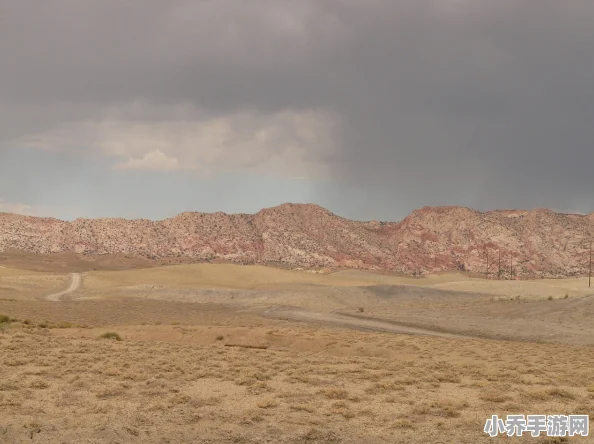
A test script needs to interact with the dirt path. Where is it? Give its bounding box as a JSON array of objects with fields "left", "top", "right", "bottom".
[
  {"left": 256, "top": 305, "right": 468, "bottom": 339},
  {"left": 46, "top": 273, "right": 81, "bottom": 301}
]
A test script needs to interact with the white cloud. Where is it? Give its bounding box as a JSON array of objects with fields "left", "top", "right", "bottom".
[
  {"left": 13, "top": 108, "right": 339, "bottom": 177},
  {"left": 113, "top": 150, "right": 188, "bottom": 172}
]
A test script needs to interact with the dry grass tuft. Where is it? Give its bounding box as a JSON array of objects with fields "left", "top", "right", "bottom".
[
  {"left": 99, "top": 332, "right": 122, "bottom": 341},
  {"left": 292, "top": 428, "right": 340, "bottom": 443}
]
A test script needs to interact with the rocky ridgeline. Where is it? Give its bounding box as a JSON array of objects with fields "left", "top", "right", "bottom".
[{"left": 1, "top": 203, "right": 594, "bottom": 277}]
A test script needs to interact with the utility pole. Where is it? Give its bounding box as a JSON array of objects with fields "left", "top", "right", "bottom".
[
  {"left": 498, "top": 250, "right": 502, "bottom": 280},
  {"left": 510, "top": 255, "right": 514, "bottom": 280},
  {"left": 485, "top": 248, "right": 489, "bottom": 280}
]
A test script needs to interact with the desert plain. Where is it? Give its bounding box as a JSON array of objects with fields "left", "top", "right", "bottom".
[{"left": 1, "top": 255, "right": 594, "bottom": 443}]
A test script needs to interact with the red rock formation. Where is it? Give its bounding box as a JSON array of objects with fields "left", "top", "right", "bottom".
[{"left": 1, "top": 203, "right": 593, "bottom": 277}]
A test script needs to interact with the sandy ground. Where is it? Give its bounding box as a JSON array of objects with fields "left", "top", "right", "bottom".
[
  {"left": 0, "top": 266, "right": 68, "bottom": 301},
  {"left": 58, "top": 264, "right": 594, "bottom": 346},
  {"left": 1, "top": 261, "right": 594, "bottom": 443}
]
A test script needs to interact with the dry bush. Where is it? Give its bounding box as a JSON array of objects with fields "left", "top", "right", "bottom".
[
  {"left": 411, "top": 399, "right": 466, "bottom": 418},
  {"left": 291, "top": 428, "right": 340, "bottom": 444},
  {"left": 393, "top": 418, "right": 415, "bottom": 429},
  {"left": 290, "top": 403, "right": 316, "bottom": 413},
  {"left": 256, "top": 398, "right": 278, "bottom": 409},
  {"left": 479, "top": 390, "right": 511, "bottom": 403},
  {"left": 522, "top": 387, "right": 577, "bottom": 402},
  {"left": 99, "top": 332, "right": 122, "bottom": 341},
  {"left": 330, "top": 401, "right": 355, "bottom": 419},
  {"left": 29, "top": 379, "right": 49, "bottom": 389}
]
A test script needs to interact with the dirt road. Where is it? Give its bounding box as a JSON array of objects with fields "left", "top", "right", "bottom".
[
  {"left": 46, "top": 273, "right": 81, "bottom": 301},
  {"left": 256, "top": 305, "right": 468, "bottom": 339}
]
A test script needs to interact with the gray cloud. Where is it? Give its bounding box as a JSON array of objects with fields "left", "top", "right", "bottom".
[{"left": 2, "top": 0, "right": 594, "bottom": 220}]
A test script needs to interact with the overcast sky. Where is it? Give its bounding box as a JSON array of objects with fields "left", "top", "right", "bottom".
[{"left": 2, "top": 1, "right": 594, "bottom": 221}]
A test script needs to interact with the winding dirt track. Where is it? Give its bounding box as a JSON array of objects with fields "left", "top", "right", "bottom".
[{"left": 46, "top": 273, "right": 81, "bottom": 301}]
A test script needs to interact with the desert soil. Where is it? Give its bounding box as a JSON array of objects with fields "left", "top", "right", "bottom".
[{"left": 1, "top": 258, "right": 594, "bottom": 443}]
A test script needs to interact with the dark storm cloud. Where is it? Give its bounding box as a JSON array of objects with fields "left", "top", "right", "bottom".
[{"left": 2, "top": 0, "right": 594, "bottom": 219}]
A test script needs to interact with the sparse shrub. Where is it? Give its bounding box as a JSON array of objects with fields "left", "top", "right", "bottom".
[
  {"left": 479, "top": 391, "right": 510, "bottom": 403},
  {"left": 29, "top": 379, "right": 49, "bottom": 389},
  {"left": 290, "top": 403, "right": 315, "bottom": 413},
  {"left": 256, "top": 398, "right": 278, "bottom": 409},
  {"left": 38, "top": 322, "right": 48, "bottom": 329},
  {"left": 358, "top": 307, "right": 364, "bottom": 313},
  {"left": 23, "top": 422, "right": 42, "bottom": 440},
  {"left": 240, "top": 409, "right": 264, "bottom": 424},
  {"left": 522, "top": 388, "right": 576, "bottom": 402},
  {"left": 547, "top": 388, "right": 576, "bottom": 400},
  {"left": 436, "top": 372, "right": 461, "bottom": 383},
  {"left": 548, "top": 296, "right": 554, "bottom": 301},
  {"left": 412, "top": 400, "right": 463, "bottom": 418},
  {"left": 216, "top": 335, "right": 224, "bottom": 341},
  {"left": 188, "top": 396, "right": 221, "bottom": 408},
  {"left": 100, "top": 332, "right": 122, "bottom": 341},
  {"left": 0, "top": 314, "right": 10, "bottom": 324},
  {"left": 170, "top": 393, "right": 190, "bottom": 405},
  {"left": 294, "top": 428, "right": 340, "bottom": 444},
  {"left": 564, "top": 293, "right": 569, "bottom": 299},
  {"left": 95, "top": 386, "right": 125, "bottom": 398},
  {"left": 393, "top": 418, "right": 414, "bottom": 429}
]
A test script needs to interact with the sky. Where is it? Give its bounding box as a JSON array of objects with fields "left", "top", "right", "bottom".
[{"left": 2, "top": 1, "right": 594, "bottom": 221}]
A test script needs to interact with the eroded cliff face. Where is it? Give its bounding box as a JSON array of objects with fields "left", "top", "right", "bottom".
[{"left": 1, "top": 203, "right": 593, "bottom": 277}]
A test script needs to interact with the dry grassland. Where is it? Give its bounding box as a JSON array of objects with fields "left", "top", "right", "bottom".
[
  {"left": 1, "top": 319, "right": 594, "bottom": 443},
  {"left": 0, "top": 267, "right": 68, "bottom": 301},
  {"left": 81, "top": 264, "right": 397, "bottom": 292},
  {"left": 1, "top": 262, "right": 594, "bottom": 442}
]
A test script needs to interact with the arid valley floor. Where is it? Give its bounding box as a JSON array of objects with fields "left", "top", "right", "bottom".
[{"left": 1, "top": 256, "right": 594, "bottom": 443}]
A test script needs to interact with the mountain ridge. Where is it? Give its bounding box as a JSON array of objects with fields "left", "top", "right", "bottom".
[{"left": 1, "top": 203, "right": 593, "bottom": 277}]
